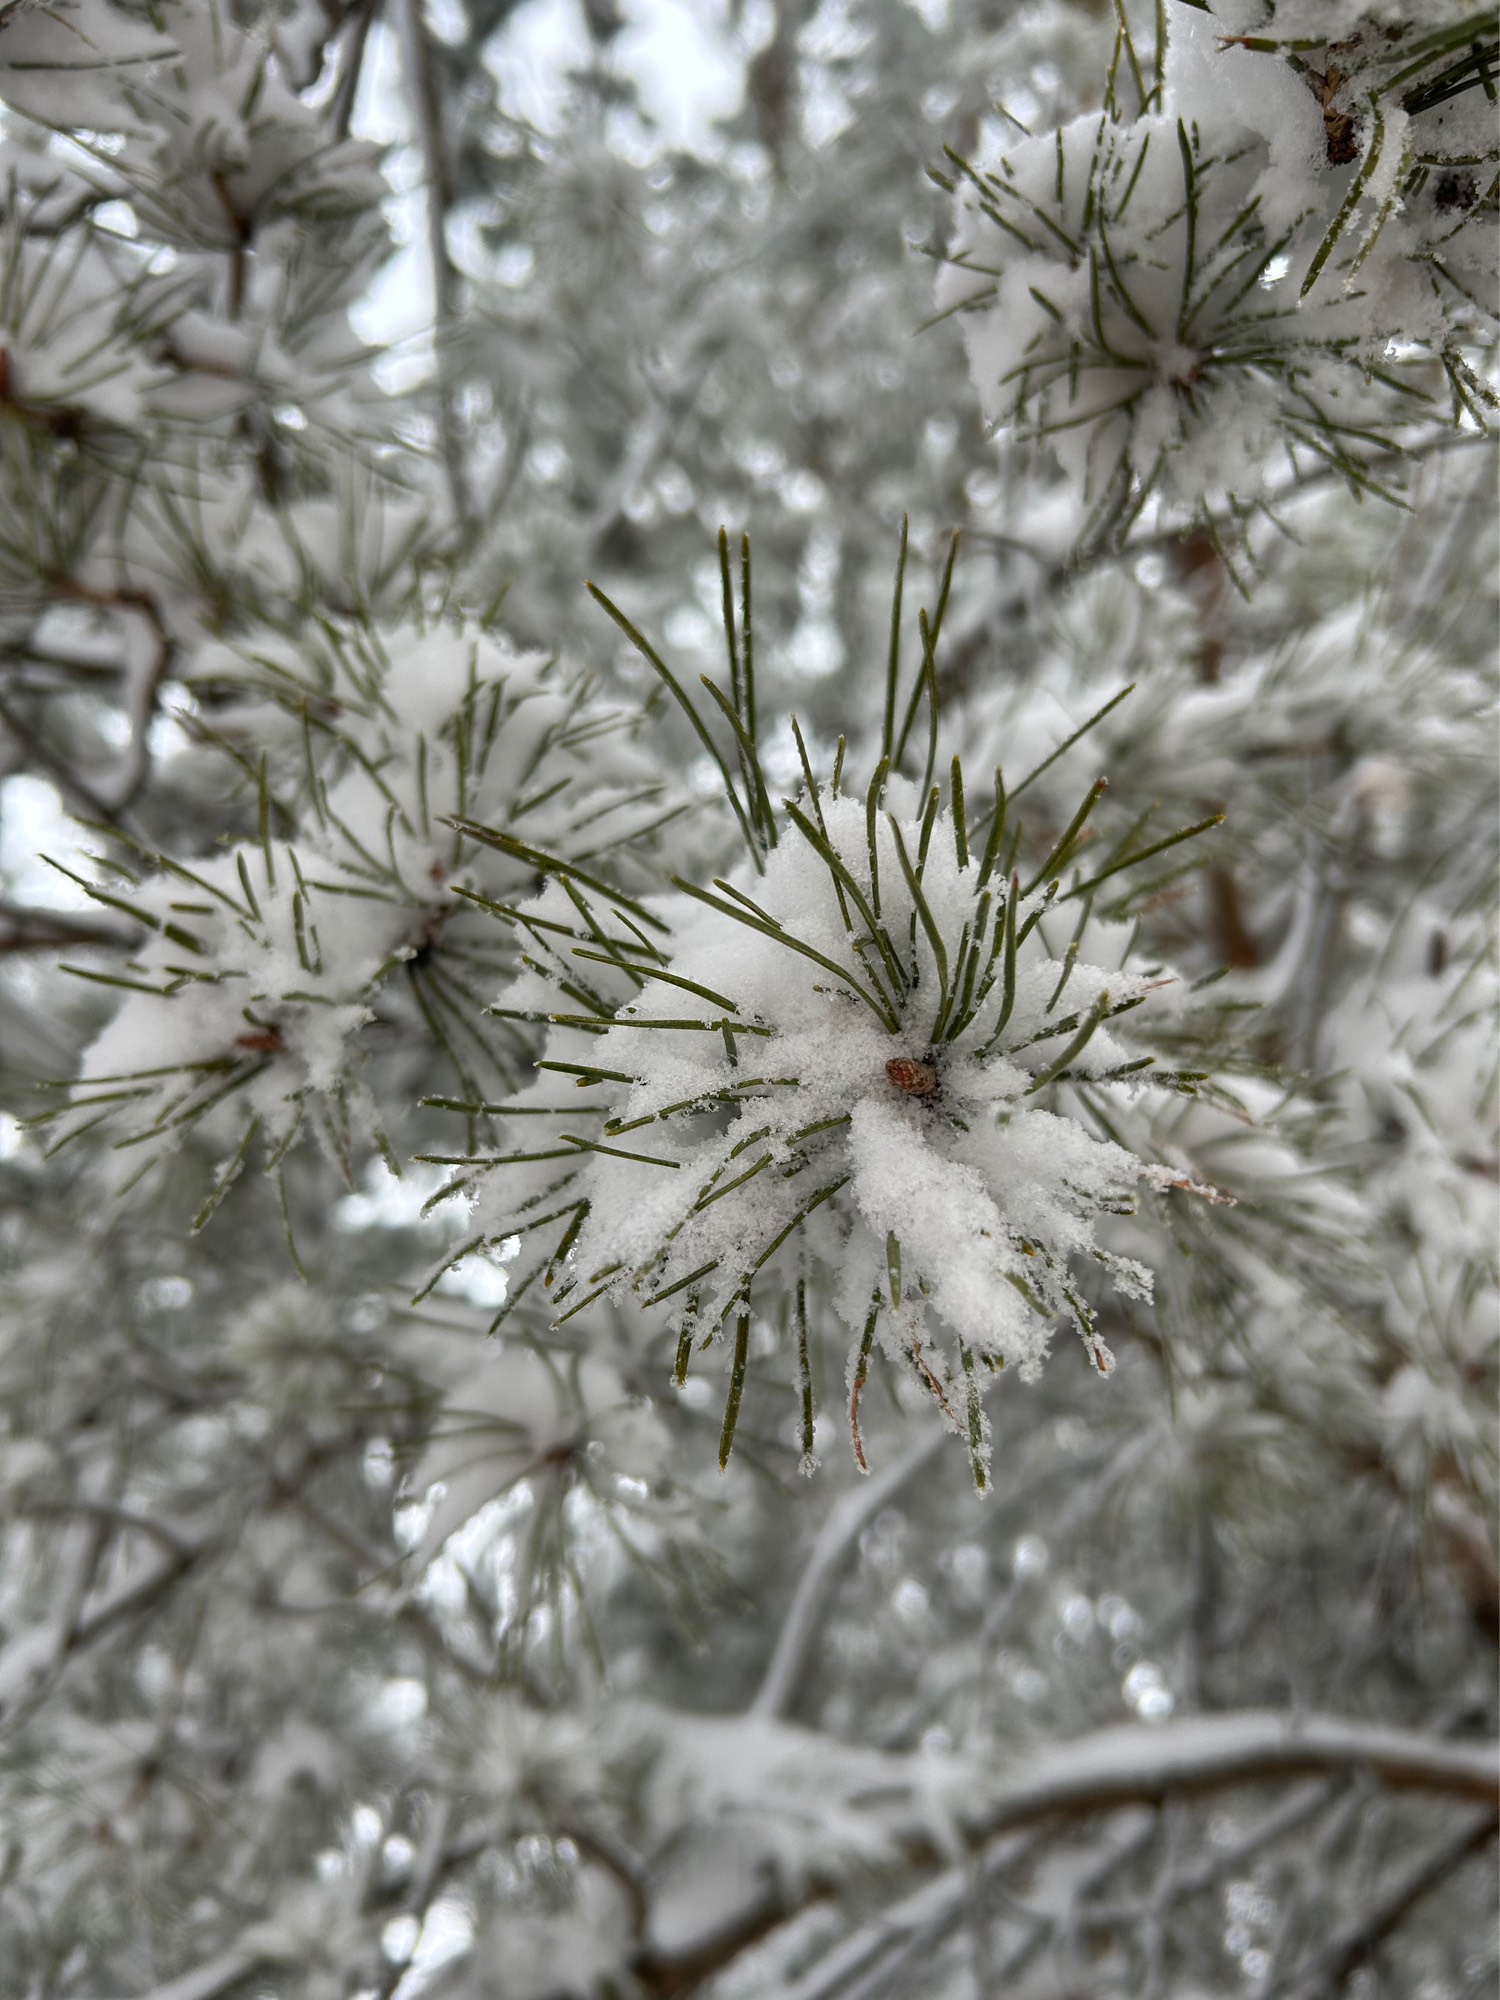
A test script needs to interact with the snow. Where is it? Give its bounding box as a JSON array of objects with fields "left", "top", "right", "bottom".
[
  {"left": 0, "top": 2, "right": 176, "bottom": 130},
  {"left": 1164, "top": 6, "right": 1324, "bottom": 235},
  {"left": 640, "top": 1701, "right": 972, "bottom": 1952}
]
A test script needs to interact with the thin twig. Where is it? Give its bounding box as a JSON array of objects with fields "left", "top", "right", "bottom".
[
  {"left": 1273, "top": 1806, "right": 1499, "bottom": 1999},
  {"left": 331, "top": 0, "right": 384, "bottom": 139},
  {"left": 0, "top": 899, "right": 136, "bottom": 952},
  {"left": 396, "top": 0, "right": 475, "bottom": 536},
  {"left": 748, "top": 1428, "right": 946, "bottom": 1719}
]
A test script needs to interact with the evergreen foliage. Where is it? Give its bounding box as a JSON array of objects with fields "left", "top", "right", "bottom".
[{"left": 0, "top": 2, "right": 1494, "bottom": 1996}]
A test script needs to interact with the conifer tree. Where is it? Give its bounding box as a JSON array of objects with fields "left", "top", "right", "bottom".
[{"left": 0, "top": 3, "right": 1494, "bottom": 1996}]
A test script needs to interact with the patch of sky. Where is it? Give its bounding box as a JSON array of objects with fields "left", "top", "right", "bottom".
[{"left": 347, "top": 24, "right": 434, "bottom": 389}]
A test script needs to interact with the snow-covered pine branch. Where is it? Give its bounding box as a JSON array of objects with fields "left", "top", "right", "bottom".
[
  {"left": 40, "top": 621, "right": 676, "bottom": 1215},
  {"left": 447, "top": 545, "right": 1232, "bottom": 1485},
  {"left": 937, "top": 1, "right": 1496, "bottom": 553}
]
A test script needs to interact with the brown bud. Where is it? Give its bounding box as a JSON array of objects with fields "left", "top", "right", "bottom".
[
  {"left": 886, "top": 1055, "right": 939, "bottom": 1099},
  {"left": 234, "top": 1029, "right": 284, "bottom": 1053}
]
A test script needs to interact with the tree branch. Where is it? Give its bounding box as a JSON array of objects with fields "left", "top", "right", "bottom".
[
  {"left": 648, "top": 1713, "right": 1499, "bottom": 1997},
  {"left": 971, "top": 1713, "right": 1499, "bottom": 1836},
  {"left": 774, "top": 1832, "right": 1035, "bottom": 2000},
  {"left": 396, "top": 0, "right": 474, "bottom": 537},
  {"left": 747, "top": 1427, "right": 945, "bottom": 1719},
  {"left": 1273, "top": 1806, "right": 1499, "bottom": 1999}
]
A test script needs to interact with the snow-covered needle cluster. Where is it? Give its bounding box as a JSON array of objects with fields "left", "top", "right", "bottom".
[
  {"left": 42, "top": 623, "right": 671, "bottom": 1216},
  {"left": 937, "top": 1, "right": 1497, "bottom": 544},
  {"left": 444, "top": 540, "right": 1225, "bottom": 1483}
]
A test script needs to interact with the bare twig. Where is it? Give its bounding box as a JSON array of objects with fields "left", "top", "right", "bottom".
[
  {"left": 331, "top": 0, "right": 384, "bottom": 140},
  {"left": 1272, "top": 1806, "right": 1499, "bottom": 1999},
  {"left": 748, "top": 1428, "right": 946, "bottom": 1719},
  {"left": 395, "top": 0, "right": 474, "bottom": 536},
  {"left": 0, "top": 898, "right": 135, "bottom": 952}
]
